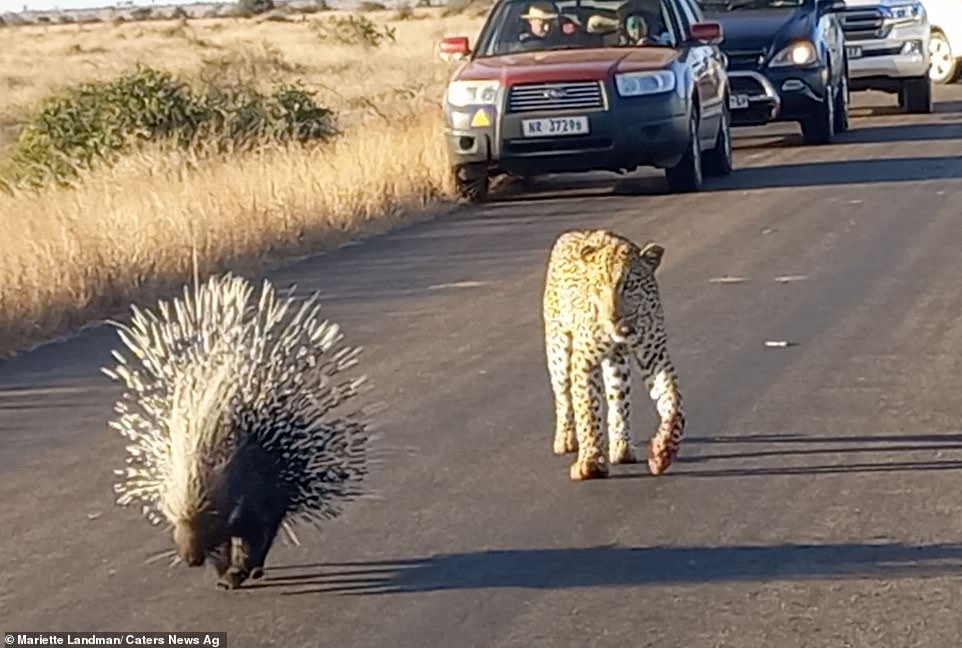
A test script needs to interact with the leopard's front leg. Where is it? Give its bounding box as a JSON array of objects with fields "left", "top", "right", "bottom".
[
  {"left": 568, "top": 338, "right": 609, "bottom": 480},
  {"left": 546, "top": 324, "right": 577, "bottom": 455},
  {"left": 635, "top": 346, "right": 685, "bottom": 476},
  {"left": 602, "top": 348, "right": 637, "bottom": 465}
]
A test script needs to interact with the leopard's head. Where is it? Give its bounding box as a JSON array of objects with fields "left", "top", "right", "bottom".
[{"left": 580, "top": 233, "right": 664, "bottom": 344}]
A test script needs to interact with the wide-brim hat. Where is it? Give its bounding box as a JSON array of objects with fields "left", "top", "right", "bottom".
[{"left": 521, "top": 3, "right": 559, "bottom": 19}]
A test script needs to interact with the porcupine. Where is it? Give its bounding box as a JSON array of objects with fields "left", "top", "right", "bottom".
[{"left": 102, "top": 272, "right": 380, "bottom": 590}]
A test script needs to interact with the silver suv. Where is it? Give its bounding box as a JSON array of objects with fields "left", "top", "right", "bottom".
[{"left": 840, "top": 0, "right": 932, "bottom": 113}]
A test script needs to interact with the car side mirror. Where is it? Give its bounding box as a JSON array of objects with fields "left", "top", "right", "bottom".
[
  {"left": 439, "top": 36, "right": 471, "bottom": 61},
  {"left": 690, "top": 21, "right": 724, "bottom": 45}
]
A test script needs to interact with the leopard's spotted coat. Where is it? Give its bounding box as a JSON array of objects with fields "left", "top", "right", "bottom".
[{"left": 542, "top": 228, "right": 686, "bottom": 480}]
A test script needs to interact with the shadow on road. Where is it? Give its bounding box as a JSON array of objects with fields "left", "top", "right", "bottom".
[
  {"left": 852, "top": 98, "right": 962, "bottom": 117},
  {"left": 250, "top": 541, "right": 962, "bottom": 595},
  {"left": 714, "top": 154, "right": 962, "bottom": 190},
  {"left": 616, "top": 431, "right": 962, "bottom": 478},
  {"left": 837, "top": 121, "right": 962, "bottom": 144}
]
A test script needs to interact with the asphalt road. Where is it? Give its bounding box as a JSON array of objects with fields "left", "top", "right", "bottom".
[{"left": 3, "top": 85, "right": 962, "bottom": 647}]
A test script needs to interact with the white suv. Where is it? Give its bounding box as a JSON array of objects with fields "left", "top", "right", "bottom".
[
  {"left": 923, "top": 0, "right": 962, "bottom": 84},
  {"left": 840, "top": 0, "right": 933, "bottom": 113}
]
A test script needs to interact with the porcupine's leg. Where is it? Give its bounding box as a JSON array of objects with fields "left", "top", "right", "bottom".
[
  {"left": 216, "top": 538, "right": 252, "bottom": 590},
  {"left": 209, "top": 541, "right": 231, "bottom": 577},
  {"left": 244, "top": 511, "right": 286, "bottom": 580}
]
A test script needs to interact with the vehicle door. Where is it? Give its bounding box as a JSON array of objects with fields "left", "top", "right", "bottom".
[
  {"left": 816, "top": 0, "right": 844, "bottom": 83},
  {"left": 673, "top": 0, "right": 725, "bottom": 137}
]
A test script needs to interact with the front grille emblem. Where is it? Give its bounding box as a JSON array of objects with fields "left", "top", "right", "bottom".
[{"left": 544, "top": 88, "right": 567, "bottom": 99}]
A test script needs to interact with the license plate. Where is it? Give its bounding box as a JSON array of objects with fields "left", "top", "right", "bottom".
[
  {"left": 729, "top": 94, "right": 750, "bottom": 110},
  {"left": 521, "top": 116, "right": 589, "bottom": 137},
  {"left": 846, "top": 45, "right": 863, "bottom": 59}
]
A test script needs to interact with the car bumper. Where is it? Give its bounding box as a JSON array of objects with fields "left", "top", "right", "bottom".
[
  {"left": 847, "top": 25, "right": 931, "bottom": 86},
  {"left": 726, "top": 65, "right": 829, "bottom": 126},
  {"left": 443, "top": 90, "right": 690, "bottom": 175}
]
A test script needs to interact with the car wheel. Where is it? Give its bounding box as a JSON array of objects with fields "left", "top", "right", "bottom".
[
  {"left": 833, "top": 72, "right": 849, "bottom": 134},
  {"left": 929, "top": 30, "right": 962, "bottom": 85},
  {"left": 665, "top": 109, "right": 703, "bottom": 193},
  {"left": 801, "top": 80, "right": 835, "bottom": 145},
  {"left": 454, "top": 163, "right": 490, "bottom": 203},
  {"left": 900, "top": 76, "right": 933, "bottom": 114},
  {"left": 702, "top": 102, "right": 733, "bottom": 177}
]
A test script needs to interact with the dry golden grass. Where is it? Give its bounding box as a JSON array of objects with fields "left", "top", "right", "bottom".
[{"left": 0, "top": 7, "right": 487, "bottom": 357}]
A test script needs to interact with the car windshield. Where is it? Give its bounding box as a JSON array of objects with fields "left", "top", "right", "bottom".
[
  {"left": 474, "top": 0, "right": 683, "bottom": 57},
  {"left": 695, "top": 0, "right": 805, "bottom": 12}
]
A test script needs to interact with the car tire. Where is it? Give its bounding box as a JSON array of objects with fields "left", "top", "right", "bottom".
[
  {"left": 665, "top": 109, "right": 703, "bottom": 193},
  {"left": 801, "top": 80, "right": 835, "bottom": 145},
  {"left": 833, "top": 72, "right": 849, "bottom": 134},
  {"left": 900, "top": 76, "right": 933, "bottom": 114},
  {"left": 929, "top": 30, "right": 962, "bottom": 85},
  {"left": 454, "top": 163, "right": 490, "bottom": 203},
  {"left": 702, "top": 102, "right": 733, "bottom": 177}
]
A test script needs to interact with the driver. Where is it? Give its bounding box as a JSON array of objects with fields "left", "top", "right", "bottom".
[{"left": 519, "top": 1, "right": 562, "bottom": 41}]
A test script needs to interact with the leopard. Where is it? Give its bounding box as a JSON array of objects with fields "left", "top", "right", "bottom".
[{"left": 542, "top": 228, "right": 686, "bottom": 481}]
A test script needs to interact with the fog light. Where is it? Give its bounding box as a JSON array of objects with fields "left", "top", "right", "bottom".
[
  {"left": 781, "top": 79, "right": 805, "bottom": 91},
  {"left": 458, "top": 136, "right": 476, "bottom": 152},
  {"left": 901, "top": 40, "right": 923, "bottom": 55},
  {"left": 451, "top": 111, "right": 472, "bottom": 129}
]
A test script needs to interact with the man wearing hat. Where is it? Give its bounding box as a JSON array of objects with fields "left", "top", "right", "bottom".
[
  {"left": 520, "top": 0, "right": 560, "bottom": 39},
  {"left": 517, "top": 0, "right": 585, "bottom": 46}
]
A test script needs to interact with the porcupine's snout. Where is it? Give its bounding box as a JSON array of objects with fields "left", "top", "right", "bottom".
[{"left": 173, "top": 522, "right": 207, "bottom": 567}]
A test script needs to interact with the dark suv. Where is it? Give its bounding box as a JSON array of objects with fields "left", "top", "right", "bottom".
[{"left": 695, "top": 0, "right": 849, "bottom": 144}]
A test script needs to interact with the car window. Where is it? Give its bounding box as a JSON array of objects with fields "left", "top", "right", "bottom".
[
  {"left": 695, "top": 0, "right": 806, "bottom": 13},
  {"left": 673, "top": 0, "right": 698, "bottom": 31},
  {"left": 474, "top": 0, "right": 687, "bottom": 57},
  {"left": 680, "top": 0, "right": 706, "bottom": 22}
]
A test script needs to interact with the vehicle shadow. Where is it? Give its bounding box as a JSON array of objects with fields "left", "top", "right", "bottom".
[
  {"left": 850, "top": 98, "right": 962, "bottom": 117},
  {"left": 835, "top": 121, "right": 962, "bottom": 144},
  {"left": 248, "top": 541, "right": 962, "bottom": 595},
  {"left": 712, "top": 154, "right": 962, "bottom": 190}
]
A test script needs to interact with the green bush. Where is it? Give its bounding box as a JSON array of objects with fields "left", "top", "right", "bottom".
[{"left": 4, "top": 66, "right": 337, "bottom": 190}]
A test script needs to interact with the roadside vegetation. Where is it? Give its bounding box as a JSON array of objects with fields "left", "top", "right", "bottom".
[{"left": 0, "top": 2, "right": 488, "bottom": 357}]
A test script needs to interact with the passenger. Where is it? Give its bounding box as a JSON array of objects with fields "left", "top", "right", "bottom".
[{"left": 623, "top": 13, "right": 650, "bottom": 45}]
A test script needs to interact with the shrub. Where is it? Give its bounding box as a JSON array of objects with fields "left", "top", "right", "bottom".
[
  {"left": 393, "top": 2, "right": 415, "bottom": 19},
  {"left": 3, "top": 66, "right": 337, "bottom": 190},
  {"left": 238, "top": 0, "right": 275, "bottom": 15},
  {"left": 130, "top": 6, "right": 153, "bottom": 20},
  {"left": 309, "top": 14, "right": 396, "bottom": 47}
]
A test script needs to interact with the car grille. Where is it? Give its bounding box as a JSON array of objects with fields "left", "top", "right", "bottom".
[
  {"left": 507, "top": 81, "right": 605, "bottom": 114},
  {"left": 840, "top": 7, "right": 889, "bottom": 40},
  {"left": 724, "top": 49, "right": 766, "bottom": 70},
  {"left": 729, "top": 75, "right": 767, "bottom": 95}
]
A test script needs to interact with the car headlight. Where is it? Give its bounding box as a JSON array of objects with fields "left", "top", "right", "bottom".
[
  {"left": 615, "top": 71, "right": 676, "bottom": 97},
  {"left": 769, "top": 40, "right": 818, "bottom": 67},
  {"left": 446, "top": 80, "right": 500, "bottom": 107},
  {"left": 884, "top": 1, "right": 925, "bottom": 24}
]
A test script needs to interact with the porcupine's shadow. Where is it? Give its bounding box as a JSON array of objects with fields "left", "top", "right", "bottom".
[{"left": 243, "top": 542, "right": 962, "bottom": 596}]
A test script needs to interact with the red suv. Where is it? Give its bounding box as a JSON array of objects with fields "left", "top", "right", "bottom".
[{"left": 439, "top": 0, "right": 734, "bottom": 202}]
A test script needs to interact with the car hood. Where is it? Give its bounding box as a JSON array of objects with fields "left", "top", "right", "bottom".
[
  {"left": 703, "top": 7, "right": 814, "bottom": 52},
  {"left": 455, "top": 48, "right": 681, "bottom": 84}
]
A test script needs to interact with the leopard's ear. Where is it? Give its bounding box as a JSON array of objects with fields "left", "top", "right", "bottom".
[{"left": 639, "top": 242, "right": 665, "bottom": 271}]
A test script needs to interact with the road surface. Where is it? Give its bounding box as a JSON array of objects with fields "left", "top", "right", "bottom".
[{"left": 3, "top": 86, "right": 962, "bottom": 647}]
